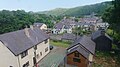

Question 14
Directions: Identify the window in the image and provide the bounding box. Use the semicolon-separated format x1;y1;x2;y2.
40;52;42;56
21;50;28;58
74;52;79;57
36;54;39;59
23;61;29;67
45;47;48;52
73;58;81;63
44;39;48;44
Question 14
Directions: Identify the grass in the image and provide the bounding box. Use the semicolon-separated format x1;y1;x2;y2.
50;40;71;48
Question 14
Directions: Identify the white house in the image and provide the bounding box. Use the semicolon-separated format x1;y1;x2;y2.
0;27;50;67
95;22;109;30
33;23;47;30
52;22;73;34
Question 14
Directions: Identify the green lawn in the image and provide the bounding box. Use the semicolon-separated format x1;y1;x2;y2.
50;40;71;48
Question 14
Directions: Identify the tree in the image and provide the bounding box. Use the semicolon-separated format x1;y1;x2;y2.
0;10;57;34
102;0;120;35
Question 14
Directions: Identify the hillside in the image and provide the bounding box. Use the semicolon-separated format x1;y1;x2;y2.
39;8;68;16
39;1;112;16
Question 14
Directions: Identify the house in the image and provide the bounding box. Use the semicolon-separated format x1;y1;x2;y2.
0;27;50;67
91;30;112;51
67;35;96;67
79;17;98;24
52;18;78;34
33;23;47;30
75;22;95;31
52;22;65;34
52;21;73;34
95;22;109;30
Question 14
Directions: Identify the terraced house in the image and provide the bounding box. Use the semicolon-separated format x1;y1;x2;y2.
0;27;50;67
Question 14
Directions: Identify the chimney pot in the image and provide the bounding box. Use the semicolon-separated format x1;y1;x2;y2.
24;28;30;37
30;25;34;30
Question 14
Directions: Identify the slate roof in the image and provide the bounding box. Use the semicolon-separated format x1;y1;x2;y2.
54;18;77;29
67;45;90;59
75;22;95;26
54;22;64;29
33;23;44;27
0;28;49;56
80;17;98;22
64;25;71;29
67;35;96;58
91;30;112;41
61;33;76;40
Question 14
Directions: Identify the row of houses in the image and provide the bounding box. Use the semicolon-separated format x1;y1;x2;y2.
0;22;112;67
52;16;109;34
0;23;49;67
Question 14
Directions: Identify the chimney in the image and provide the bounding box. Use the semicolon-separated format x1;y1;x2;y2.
101;30;105;35
30;25;34;30
24;28;30;37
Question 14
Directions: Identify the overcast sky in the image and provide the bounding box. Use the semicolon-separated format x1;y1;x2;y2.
0;0;112;12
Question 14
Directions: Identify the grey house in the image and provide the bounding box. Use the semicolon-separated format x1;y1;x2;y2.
91;30;112;51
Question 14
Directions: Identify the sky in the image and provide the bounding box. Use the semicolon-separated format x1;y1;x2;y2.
0;0;112;12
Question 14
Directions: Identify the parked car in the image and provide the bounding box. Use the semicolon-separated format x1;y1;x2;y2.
49;45;54;50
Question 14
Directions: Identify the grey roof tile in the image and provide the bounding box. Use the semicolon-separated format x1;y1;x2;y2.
91;30;112;41
67;35;96;56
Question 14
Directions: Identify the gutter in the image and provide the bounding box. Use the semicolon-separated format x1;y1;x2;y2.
17;56;21;67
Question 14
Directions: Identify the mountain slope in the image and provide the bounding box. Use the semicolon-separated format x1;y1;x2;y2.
39;8;68;16
39;1;112;16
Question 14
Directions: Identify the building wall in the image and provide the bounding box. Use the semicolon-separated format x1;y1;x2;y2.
66;29;72;33
96;23;108;30
18;39;50;67
0;41;19;67
94;36;112;51
18;47;35;67
67;51;89;67
36;39;50;63
88;53;93;62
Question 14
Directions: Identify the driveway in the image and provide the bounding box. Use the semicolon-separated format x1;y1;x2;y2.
38;46;66;67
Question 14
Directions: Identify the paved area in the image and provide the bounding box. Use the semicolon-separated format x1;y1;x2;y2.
38;46;66;67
